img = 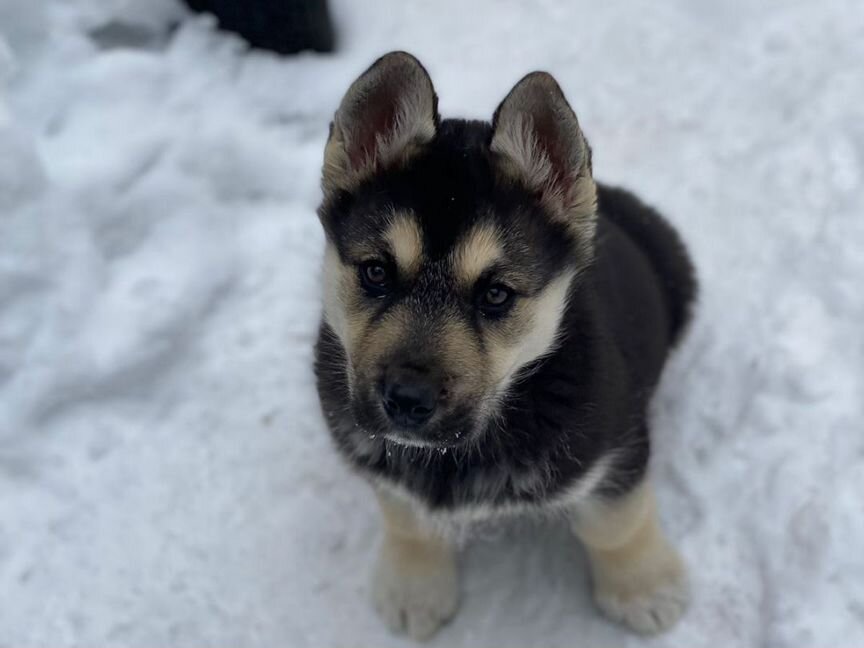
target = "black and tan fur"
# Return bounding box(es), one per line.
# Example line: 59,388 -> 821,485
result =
314,52 -> 697,639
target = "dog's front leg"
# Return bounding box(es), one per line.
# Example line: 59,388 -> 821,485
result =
569,480 -> 689,634
371,489 -> 459,640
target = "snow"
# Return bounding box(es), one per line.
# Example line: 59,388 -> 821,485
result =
1,0 -> 863,645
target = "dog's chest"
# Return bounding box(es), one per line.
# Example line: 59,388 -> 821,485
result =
372,455 -> 612,542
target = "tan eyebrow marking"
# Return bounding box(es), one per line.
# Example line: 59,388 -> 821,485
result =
452,222 -> 504,287
384,213 -> 423,276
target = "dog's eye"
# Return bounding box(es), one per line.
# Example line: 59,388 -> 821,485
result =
479,284 -> 514,316
364,263 -> 387,284
485,286 -> 510,305
359,260 -> 391,296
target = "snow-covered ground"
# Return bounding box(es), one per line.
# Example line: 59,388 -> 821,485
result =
1,0 -> 863,645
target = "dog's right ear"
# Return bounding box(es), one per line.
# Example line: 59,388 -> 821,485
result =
322,52 -> 439,196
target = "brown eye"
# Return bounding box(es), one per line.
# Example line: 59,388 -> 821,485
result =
365,263 -> 387,284
479,284 -> 514,316
359,260 -> 392,296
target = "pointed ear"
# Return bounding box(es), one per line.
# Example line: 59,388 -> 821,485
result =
322,51 -> 439,196
491,72 -> 596,236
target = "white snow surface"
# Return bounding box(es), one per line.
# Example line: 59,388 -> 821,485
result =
1,0 -> 863,646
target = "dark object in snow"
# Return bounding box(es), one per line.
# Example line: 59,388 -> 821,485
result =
89,22 -> 173,51
185,0 -> 335,54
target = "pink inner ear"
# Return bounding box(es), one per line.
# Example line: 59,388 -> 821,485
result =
347,88 -> 400,170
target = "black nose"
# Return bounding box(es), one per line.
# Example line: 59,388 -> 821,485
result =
381,367 -> 439,428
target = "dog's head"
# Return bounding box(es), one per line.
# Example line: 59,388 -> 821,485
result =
318,52 -> 596,448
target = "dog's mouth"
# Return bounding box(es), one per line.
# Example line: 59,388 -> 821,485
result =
352,393 -> 480,449
381,431 -> 447,449
380,420 -> 475,449
377,417 -> 474,449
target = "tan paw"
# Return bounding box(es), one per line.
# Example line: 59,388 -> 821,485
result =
371,546 -> 459,640
591,541 -> 689,634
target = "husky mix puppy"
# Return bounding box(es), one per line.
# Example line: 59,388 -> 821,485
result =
314,51 -> 697,640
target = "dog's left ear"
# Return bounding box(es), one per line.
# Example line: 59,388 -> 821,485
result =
322,51 -> 439,196
491,72 -> 596,234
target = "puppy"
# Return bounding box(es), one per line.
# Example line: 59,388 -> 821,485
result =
314,51 -> 697,640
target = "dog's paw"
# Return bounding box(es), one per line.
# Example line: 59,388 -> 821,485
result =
591,541 -> 689,634
371,544 -> 459,640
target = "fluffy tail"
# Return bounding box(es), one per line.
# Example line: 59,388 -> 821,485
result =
596,184 -> 698,345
